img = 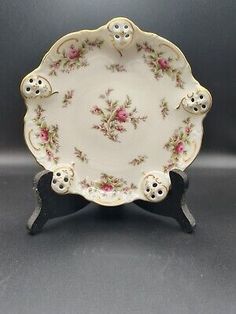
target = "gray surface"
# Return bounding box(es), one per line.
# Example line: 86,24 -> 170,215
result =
0,163 -> 236,314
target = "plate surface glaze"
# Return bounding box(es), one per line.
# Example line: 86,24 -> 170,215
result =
21,17 -> 212,206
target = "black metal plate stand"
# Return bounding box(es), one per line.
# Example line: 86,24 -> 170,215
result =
27,169 -> 196,235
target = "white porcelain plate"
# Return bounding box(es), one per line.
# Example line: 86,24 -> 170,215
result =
21,17 -> 212,206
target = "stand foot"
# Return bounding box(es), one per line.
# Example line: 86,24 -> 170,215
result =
134,169 -> 196,233
27,170 -> 90,234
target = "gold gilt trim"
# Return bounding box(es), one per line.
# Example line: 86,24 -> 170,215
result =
159,43 -> 180,60
28,129 -> 40,151
183,140 -> 197,163
56,38 -> 79,54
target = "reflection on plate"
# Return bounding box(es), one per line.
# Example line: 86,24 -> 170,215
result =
20,17 -> 212,206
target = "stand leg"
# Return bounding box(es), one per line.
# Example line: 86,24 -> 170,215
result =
176,202 -> 196,233
27,170 -> 90,234
134,169 -> 196,233
27,205 -> 48,235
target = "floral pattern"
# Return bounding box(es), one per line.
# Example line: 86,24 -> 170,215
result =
80,173 -> 137,193
106,64 -> 127,72
33,105 -> 59,163
62,90 -> 74,107
160,98 -> 169,119
49,38 -> 103,75
129,155 -> 147,166
22,18 -> 209,206
163,117 -> 194,172
90,89 -> 147,142
136,42 -> 184,88
74,147 -> 88,163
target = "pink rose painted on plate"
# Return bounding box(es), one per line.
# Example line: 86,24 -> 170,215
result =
175,142 -> 184,154
91,89 -> 147,142
185,127 -> 191,135
32,105 -> 59,163
101,183 -> 113,192
49,38 -> 103,75
136,42 -> 184,88
157,58 -> 170,70
163,118 -> 194,172
116,108 -> 128,122
80,173 -> 137,194
40,128 -> 49,142
67,46 -> 81,60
